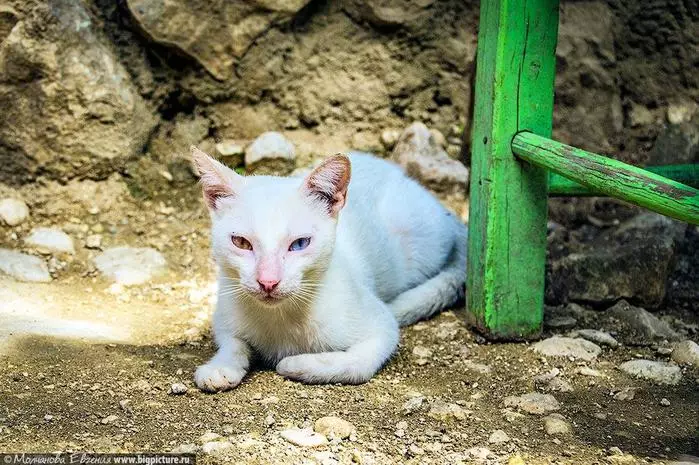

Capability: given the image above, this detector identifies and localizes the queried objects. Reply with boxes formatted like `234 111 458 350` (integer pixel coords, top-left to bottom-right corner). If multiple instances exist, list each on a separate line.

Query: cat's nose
257 279 279 293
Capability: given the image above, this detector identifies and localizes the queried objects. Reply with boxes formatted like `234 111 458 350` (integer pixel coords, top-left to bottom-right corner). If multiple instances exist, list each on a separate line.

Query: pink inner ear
203 184 233 210
305 155 351 215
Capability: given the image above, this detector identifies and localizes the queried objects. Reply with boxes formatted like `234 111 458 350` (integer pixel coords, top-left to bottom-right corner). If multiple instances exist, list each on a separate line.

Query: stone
93 247 167 285
198 432 222 444
576 367 603 377
547 213 687 308
0 1 157 184
605 300 679 345
85 235 103 250
607 454 639 465
391 122 470 197
569 329 619 348
628 103 654 127
215 140 246 167
0 198 29 226
670 341 699 368
101 415 118 424
380 129 401 150
613 388 636 401
280 428 328 448
126 0 312 80
503 393 560 415
403 396 425 414
170 444 198 454
544 414 572 435
314 416 355 439
344 0 436 27
667 100 698 125
463 360 492 374
660 398 670 406
427 400 466 421
202 441 233 455
464 447 492 461
545 316 578 330
169 383 188 395
533 336 601 361
0 249 51 282
488 429 510 444
649 115 699 166
147 114 212 183
24 228 75 255
619 360 682 385
245 132 296 174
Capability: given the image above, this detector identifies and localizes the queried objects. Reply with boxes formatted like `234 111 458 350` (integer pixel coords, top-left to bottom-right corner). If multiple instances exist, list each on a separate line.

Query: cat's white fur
191 147 467 392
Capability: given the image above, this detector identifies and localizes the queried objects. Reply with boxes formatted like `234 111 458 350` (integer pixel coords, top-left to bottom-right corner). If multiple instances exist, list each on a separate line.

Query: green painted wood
467 0 559 339
513 132 699 224
549 164 699 196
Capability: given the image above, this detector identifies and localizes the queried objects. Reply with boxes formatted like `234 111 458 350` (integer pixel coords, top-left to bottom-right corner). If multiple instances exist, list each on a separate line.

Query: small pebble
314 416 355 439
488 429 510 444
169 383 188 395
660 398 670 406
280 428 328 448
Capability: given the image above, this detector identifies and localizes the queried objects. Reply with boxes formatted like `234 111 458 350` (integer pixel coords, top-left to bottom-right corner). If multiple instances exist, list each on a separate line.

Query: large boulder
126 0 313 81
0 0 158 184
547 213 687 308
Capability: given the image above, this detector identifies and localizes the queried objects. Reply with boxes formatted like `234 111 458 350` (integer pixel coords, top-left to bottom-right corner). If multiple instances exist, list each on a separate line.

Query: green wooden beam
467 0 559 339
513 132 699 224
549 164 699 196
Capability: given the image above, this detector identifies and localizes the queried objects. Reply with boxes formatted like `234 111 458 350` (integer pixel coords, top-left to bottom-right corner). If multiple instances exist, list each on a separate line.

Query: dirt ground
0 185 697 465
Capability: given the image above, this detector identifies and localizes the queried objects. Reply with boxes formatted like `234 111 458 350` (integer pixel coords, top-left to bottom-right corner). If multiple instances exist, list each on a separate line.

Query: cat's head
191 146 351 308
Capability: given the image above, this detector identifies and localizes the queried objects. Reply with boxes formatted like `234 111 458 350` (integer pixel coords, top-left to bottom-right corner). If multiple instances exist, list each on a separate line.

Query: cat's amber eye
289 237 311 252
231 235 253 251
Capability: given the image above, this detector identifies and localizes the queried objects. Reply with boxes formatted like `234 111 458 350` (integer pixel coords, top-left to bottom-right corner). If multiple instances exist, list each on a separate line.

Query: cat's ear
191 146 241 210
303 154 351 217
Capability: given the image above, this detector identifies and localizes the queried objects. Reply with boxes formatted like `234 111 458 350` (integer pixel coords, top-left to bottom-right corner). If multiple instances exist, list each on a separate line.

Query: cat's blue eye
289 237 311 252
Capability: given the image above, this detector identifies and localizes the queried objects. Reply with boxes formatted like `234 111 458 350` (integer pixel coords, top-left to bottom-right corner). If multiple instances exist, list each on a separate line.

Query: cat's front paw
194 363 246 392
276 353 372 384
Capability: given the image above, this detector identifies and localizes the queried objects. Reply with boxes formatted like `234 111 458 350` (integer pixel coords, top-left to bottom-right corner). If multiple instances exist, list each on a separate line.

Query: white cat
191 146 467 392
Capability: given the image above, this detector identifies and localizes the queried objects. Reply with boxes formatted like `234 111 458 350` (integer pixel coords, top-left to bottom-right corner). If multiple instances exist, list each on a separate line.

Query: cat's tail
389 226 468 327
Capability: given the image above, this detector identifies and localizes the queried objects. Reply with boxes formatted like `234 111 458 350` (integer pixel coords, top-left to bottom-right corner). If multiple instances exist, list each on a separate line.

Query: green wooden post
467 0 559 338
548 164 699 196
513 133 699 224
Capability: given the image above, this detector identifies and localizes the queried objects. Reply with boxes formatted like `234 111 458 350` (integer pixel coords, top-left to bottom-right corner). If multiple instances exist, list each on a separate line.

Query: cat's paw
276 353 372 384
194 363 246 392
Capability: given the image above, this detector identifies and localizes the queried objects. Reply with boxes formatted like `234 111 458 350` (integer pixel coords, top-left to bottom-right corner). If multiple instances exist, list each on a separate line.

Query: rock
613 388 636 401
344 0 435 27
503 393 560 415
126 0 312 80
463 360 492 374
547 213 687 308
667 100 698 125
169 383 188 395
0 0 157 184
24 228 75 255
619 360 682 385
245 132 296 174
147 114 212 183
488 429 510 444
0 249 51 282
264 413 275 426
547 378 574 393
314 416 355 439
576 367 603 377
569 329 619 348
670 341 699 368
545 316 578 330
628 103 654 127
607 453 640 465
649 114 699 166
202 441 233 455
412 345 432 365
402 396 425 415
198 432 222 444
380 129 401 150
660 398 671 406
533 336 601 361
101 415 118 424
85 234 103 250
544 414 572 435
93 247 167 285
170 444 198 454
215 140 246 167
0 198 29 226
604 300 679 344
280 428 329 448
427 400 466 421
391 122 470 197
464 447 492 461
